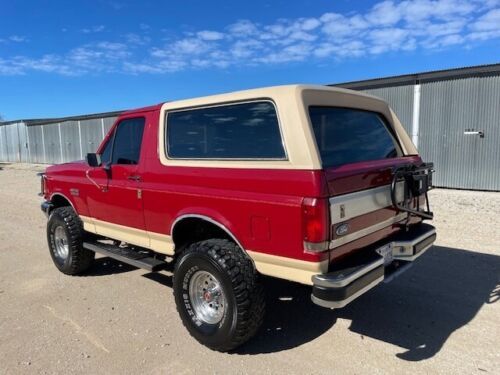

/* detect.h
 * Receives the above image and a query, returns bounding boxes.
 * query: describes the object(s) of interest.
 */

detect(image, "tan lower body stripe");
[80,216,325,286]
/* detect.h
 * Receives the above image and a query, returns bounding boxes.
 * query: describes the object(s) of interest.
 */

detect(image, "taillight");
[302,197,330,253]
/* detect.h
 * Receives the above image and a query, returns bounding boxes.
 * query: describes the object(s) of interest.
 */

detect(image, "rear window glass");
[166,101,285,160]
[308,107,401,168]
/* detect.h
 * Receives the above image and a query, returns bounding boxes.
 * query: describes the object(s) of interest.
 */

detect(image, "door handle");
[127,175,141,182]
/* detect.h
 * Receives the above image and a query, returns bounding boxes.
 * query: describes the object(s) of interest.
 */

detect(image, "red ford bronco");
[39,85,436,351]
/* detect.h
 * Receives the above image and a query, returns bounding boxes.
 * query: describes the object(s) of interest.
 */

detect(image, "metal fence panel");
[80,118,105,155]
[0,125,7,162]
[60,120,81,162]
[3,123,21,162]
[362,85,414,133]
[27,125,44,163]
[103,117,117,134]
[43,123,62,164]
[419,76,500,190]
[18,123,29,162]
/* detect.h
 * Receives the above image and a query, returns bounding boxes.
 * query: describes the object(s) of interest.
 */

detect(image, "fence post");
[58,123,63,163]
[41,126,46,164]
[411,84,421,148]
[78,120,83,159]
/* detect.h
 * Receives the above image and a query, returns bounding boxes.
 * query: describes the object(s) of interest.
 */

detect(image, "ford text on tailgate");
[38,85,436,351]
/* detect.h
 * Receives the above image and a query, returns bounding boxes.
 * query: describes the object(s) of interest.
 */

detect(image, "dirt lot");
[0,163,498,374]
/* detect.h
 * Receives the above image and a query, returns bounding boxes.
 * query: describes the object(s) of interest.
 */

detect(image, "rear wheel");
[173,239,265,352]
[47,207,95,275]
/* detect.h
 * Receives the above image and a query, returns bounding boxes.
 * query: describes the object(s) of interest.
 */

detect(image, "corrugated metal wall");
[0,116,118,165]
[26,125,44,163]
[418,76,500,190]
[362,85,414,134]
[0,122,28,163]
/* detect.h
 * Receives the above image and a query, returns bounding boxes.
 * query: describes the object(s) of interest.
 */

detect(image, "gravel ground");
[0,163,499,374]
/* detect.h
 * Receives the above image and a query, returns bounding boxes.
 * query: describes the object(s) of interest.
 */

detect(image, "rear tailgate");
[325,156,424,262]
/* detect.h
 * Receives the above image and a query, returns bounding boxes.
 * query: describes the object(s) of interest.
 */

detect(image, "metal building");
[1,63,499,191]
[334,63,500,191]
[0,111,121,165]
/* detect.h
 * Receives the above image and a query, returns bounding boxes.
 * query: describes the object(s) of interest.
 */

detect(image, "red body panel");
[44,105,424,267]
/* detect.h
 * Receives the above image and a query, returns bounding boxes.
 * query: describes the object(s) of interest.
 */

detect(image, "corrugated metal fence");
[0,116,118,165]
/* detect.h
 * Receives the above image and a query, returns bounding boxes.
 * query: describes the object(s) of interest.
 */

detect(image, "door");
[86,117,148,247]
[418,78,500,191]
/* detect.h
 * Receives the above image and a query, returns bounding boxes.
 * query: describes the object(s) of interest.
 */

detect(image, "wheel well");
[172,217,236,253]
[51,194,72,209]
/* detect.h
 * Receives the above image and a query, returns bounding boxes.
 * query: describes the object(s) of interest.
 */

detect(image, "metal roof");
[0,110,124,126]
[332,63,500,90]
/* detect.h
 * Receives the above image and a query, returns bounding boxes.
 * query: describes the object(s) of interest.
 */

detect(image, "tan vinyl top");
[158,85,418,170]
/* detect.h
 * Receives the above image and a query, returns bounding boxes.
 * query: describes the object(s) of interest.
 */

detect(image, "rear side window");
[111,118,145,165]
[308,107,402,168]
[166,101,285,160]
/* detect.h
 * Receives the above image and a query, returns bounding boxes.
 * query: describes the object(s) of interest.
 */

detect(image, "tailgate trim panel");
[329,182,404,224]
[329,213,407,249]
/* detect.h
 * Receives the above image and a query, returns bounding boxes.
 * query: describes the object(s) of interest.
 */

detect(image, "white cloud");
[9,35,26,42]
[1,0,499,76]
[470,8,500,30]
[125,33,151,45]
[300,18,321,31]
[367,1,402,26]
[81,25,105,33]
[227,20,258,36]
[197,30,225,41]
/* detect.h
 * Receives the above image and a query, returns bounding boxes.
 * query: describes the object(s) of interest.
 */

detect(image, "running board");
[83,241,169,272]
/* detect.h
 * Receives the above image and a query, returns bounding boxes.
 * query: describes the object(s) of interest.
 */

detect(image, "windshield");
[308,106,402,168]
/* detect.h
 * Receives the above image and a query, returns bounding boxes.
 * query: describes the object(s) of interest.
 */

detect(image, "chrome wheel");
[54,226,69,260]
[188,270,226,325]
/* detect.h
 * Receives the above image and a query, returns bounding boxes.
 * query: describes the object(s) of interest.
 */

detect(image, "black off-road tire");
[173,239,265,352]
[47,207,95,275]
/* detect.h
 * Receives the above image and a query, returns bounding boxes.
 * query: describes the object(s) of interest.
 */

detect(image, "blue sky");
[1,0,499,120]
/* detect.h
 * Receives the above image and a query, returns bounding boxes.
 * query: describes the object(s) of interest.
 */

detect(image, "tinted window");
[100,138,112,164]
[309,107,401,168]
[111,118,145,165]
[167,101,285,159]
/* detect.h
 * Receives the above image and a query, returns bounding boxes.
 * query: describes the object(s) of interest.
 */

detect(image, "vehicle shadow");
[236,246,499,359]
[142,272,173,288]
[85,257,138,276]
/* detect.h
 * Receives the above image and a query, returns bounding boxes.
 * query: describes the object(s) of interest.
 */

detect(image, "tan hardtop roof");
[158,83,416,170]
[162,84,386,108]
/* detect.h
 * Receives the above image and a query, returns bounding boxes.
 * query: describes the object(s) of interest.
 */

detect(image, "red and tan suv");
[39,85,436,351]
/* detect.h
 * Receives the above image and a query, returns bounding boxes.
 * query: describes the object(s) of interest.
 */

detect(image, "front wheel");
[173,239,265,352]
[47,207,95,275]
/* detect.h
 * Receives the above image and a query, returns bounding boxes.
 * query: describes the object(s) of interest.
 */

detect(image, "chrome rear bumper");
[311,224,436,309]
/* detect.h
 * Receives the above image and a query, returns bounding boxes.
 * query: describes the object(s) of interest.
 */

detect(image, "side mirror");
[86,153,101,167]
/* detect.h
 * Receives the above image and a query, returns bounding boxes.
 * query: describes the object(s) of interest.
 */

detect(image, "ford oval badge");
[336,223,349,236]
